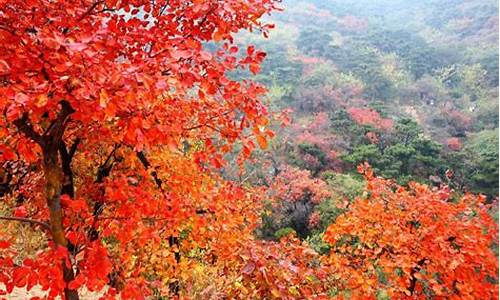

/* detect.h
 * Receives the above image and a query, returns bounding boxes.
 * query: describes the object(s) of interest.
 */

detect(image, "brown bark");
[43,148,79,300]
[15,101,79,300]
[59,138,80,198]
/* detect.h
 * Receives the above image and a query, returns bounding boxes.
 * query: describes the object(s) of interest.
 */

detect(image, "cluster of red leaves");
[442,108,473,131]
[347,107,393,130]
[446,137,462,151]
[323,163,499,299]
[0,244,72,298]
[272,165,331,204]
[365,131,379,144]
[290,112,339,168]
[0,0,278,159]
[227,236,335,299]
[291,54,326,76]
[307,211,321,229]
[0,0,280,298]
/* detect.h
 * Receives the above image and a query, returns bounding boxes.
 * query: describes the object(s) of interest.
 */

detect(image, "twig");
[0,216,50,230]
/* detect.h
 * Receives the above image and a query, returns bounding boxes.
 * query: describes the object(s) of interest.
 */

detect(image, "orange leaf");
[256,135,267,149]
[99,89,109,108]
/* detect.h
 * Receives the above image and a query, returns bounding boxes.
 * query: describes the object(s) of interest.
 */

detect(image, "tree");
[324,164,499,298]
[342,118,444,184]
[449,129,499,198]
[0,0,278,299]
[347,107,393,130]
[263,164,331,238]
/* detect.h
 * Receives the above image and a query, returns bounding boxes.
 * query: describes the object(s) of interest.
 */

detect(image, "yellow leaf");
[271,288,280,298]
[99,89,109,108]
[288,286,299,296]
[35,94,48,107]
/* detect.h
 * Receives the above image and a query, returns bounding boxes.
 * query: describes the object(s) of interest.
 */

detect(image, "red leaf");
[242,262,256,275]
[0,240,10,249]
[249,63,260,75]
[68,274,85,290]
[13,267,30,287]
[247,45,255,56]
[0,59,10,75]
[14,206,27,218]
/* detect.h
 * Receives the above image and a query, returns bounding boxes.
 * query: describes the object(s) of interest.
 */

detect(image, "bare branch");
[68,138,81,158]
[136,151,163,190]
[0,216,50,230]
[78,0,104,21]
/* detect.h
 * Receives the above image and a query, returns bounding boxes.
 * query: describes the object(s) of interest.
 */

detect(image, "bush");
[274,227,297,239]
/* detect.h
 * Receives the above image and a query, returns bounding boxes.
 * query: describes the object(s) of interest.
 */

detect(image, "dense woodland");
[0,0,498,299]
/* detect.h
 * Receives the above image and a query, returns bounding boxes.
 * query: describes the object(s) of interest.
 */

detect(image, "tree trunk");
[43,147,79,300]
[15,102,79,300]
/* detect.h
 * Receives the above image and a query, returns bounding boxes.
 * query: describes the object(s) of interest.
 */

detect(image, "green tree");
[460,129,499,197]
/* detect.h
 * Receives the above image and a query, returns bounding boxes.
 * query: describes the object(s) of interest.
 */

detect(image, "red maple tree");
[0,0,278,299]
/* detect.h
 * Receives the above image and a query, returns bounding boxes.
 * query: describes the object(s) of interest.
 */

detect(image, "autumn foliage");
[347,107,393,130]
[0,0,278,299]
[272,164,331,205]
[0,0,498,299]
[324,163,499,299]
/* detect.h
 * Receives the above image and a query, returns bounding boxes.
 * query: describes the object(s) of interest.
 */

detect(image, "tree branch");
[0,216,50,230]
[69,138,81,158]
[88,144,121,241]
[13,113,43,146]
[78,0,104,21]
[136,151,163,190]
[43,100,75,142]
[59,139,79,198]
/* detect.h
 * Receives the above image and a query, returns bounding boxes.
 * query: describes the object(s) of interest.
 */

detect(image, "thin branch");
[88,144,121,241]
[68,138,81,158]
[42,100,74,141]
[136,151,163,190]
[102,143,120,169]
[78,0,104,21]
[0,216,50,230]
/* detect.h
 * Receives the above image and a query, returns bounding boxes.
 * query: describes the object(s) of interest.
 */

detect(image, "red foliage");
[272,165,331,204]
[324,164,499,298]
[295,113,333,151]
[228,237,335,299]
[0,0,278,298]
[442,108,472,131]
[446,137,462,151]
[308,211,320,229]
[348,107,393,130]
[365,131,379,144]
[290,112,341,171]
